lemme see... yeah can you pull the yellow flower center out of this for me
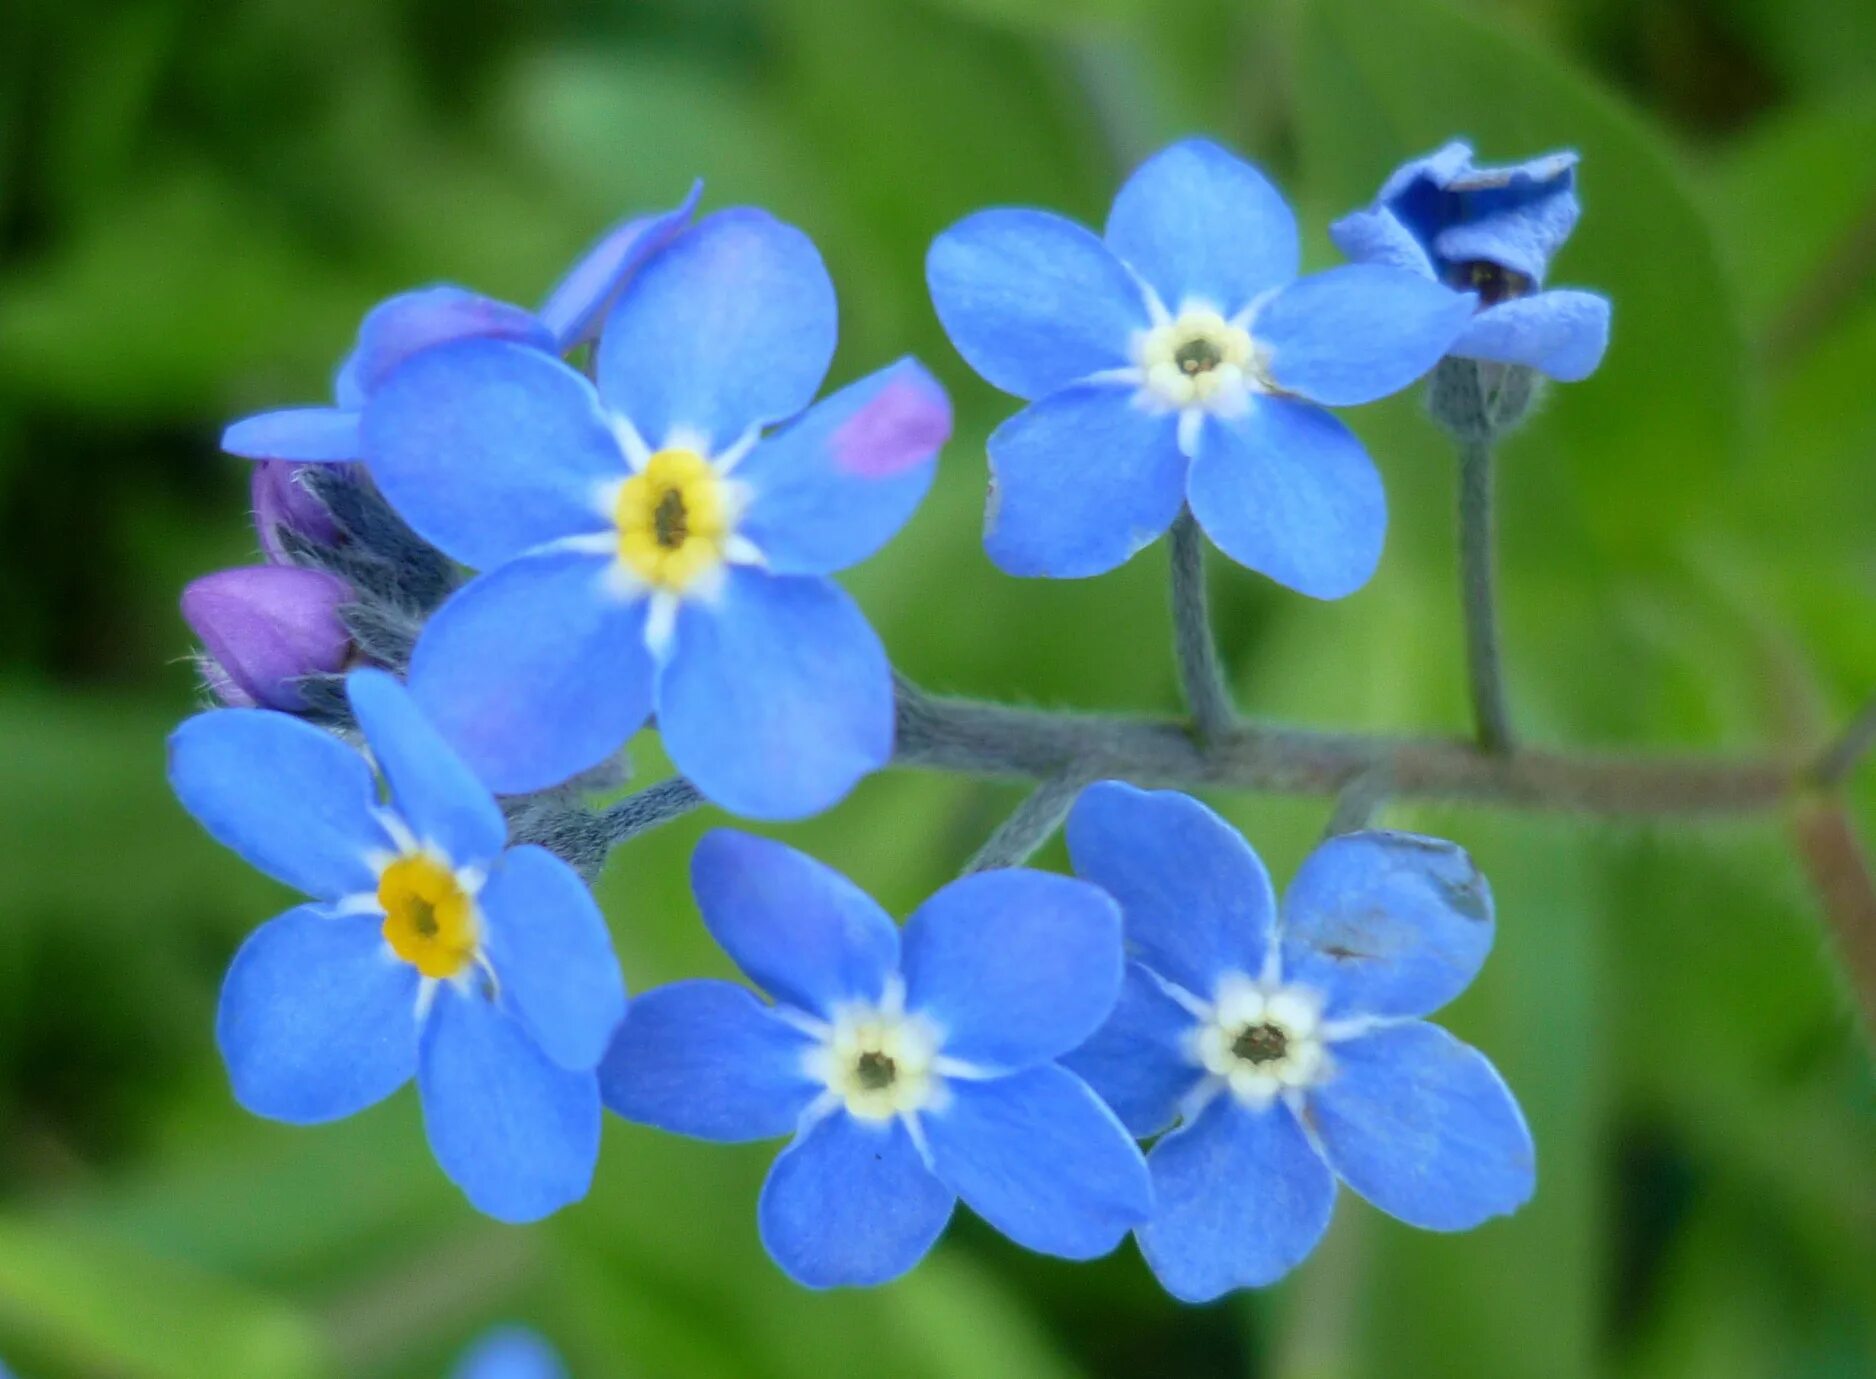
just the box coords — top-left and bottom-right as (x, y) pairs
(378, 853), (478, 979)
(615, 448), (730, 591)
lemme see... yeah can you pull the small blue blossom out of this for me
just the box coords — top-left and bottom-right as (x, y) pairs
(167, 668), (627, 1223)
(359, 209), (953, 818)
(600, 830), (1152, 1289)
(451, 1327), (569, 1379)
(221, 185), (702, 463)
(1331, 142), (1610, 382)
(1060, 782), (1533, 1302)
(927, 137), (1476, 598)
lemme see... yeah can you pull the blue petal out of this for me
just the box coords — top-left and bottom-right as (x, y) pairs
(758, 1112), (954, 1288)
(1454, 290), (1610, 382)
(451, 1327), (569, 1379)
(983, 385), (1184, 578)
(660, 569), (891, 820)
(336, 287), (553, 407)
(1137, 1097), (1335, 1301)
(1060, 962), (1201, 1138)
(1327, 205), (1437, 279)
(734, 358), (949, 576)
(345, 668), (505, 866)
(599, 979), (817, 1141)
(1309, 1020), (1534, 1231)
(922, 1065), (1151, 1260)
(1104, 139), (1298, 313)
(538, 181), (704, 350)
(360, 339), (623, 570)
(689, 830), (900, 1019)
(597, 209), (835, 454)
(406, 552), (655, 796)
(1065, 782), (1276, 999)
(901, 870), (1122, 1070)
(418, 990), (602, 1223)
(1186, 397), (1384, 601)
(1279, 831), (1494, 1021)
(926, 209), (1146, 401)
(169, 709), (389, 900)
(480, 844), (626, 1071)
(216, 906), (418, 1123)
(221, 407), (362, 463)
(1256, 264), (1474, 406)
(1431, 157), (1580, 286)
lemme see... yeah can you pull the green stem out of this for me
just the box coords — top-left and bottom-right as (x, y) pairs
(1457, 435), (1514, 753)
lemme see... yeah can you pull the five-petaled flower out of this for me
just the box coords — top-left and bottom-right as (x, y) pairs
(927, 137), (1476, 599)
(451, 1327), (569, 1379)
(1059, 782), (1534, 1302)
(599, 831), (1152, 1288)
(359, 208), (953, 819)
(220, 185), (703, 464)
(1331, 142), (1610, 383)
(168, 668), (627, 1223)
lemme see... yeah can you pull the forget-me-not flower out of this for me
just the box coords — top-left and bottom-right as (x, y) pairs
(1060, 782), (1533, 1302)
(451, 1327), (568, 1379)
(168, 668), (627, 1223)
(927, 138), (1475, 599)
(600, 830), (1152, 1288)
(221, 186), (702, 463)
(360, 208), (953, 818)
(1331, 142), (1609, 382)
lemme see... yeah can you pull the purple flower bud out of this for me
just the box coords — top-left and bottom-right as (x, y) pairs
(182, 566), (354, 710)
(252, 461), (343, 563)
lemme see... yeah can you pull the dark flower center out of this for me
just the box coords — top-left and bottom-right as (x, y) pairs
(1232, 1022), (1288, 1065)
(1454, 260), (1532, 308)
(653, 488), (690, 549)
(1174, 337), (1223, 376)
(855, 1050), (898, 1090)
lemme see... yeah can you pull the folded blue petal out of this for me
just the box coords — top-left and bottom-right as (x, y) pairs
(758, 1112), (954, 1288)
(901, 870), (1122, 1069)
(169, 709), (388, 900)
(216, 906), (418, 1123)
(346, 668), (506, 867)
(1454, 290), (1610, 382)
(927, 209), (1146, 401)
(1187, 397), (1385, 600)
(538, 180), (703, 350)
(1060, 962), (1201, 1138)
(689, 830), (900, 1019)
(1257, 264), (1474, 406)
(983, 385), (1185, 578)
(1280, 831), (1494, 1020)
(221, 407), (363, 463)
(1326, 206), (1435, 279)
(336, 287), (553, 407)
(600, 979), (817, 1142)
(660, 569), (892, 820)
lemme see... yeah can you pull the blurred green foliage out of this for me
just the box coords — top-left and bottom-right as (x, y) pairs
(2, 0), (1875, 1374)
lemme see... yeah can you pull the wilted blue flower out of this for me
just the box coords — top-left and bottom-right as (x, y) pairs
(168, 668), (626, 1223)
(1331, 142), (1610, 382)
(927, 138), (1474, 598)
(221, 186), (702, 464)
(600, 831), (1151, 1288)
(451, 1327), (568, 1379)
(361, 209), (952, 818)
(182, 565), (354, 709)
(1061, 782), (1533, 1302)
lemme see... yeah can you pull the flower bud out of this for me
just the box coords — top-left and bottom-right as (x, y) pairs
(251, 461), (342, 563)
(182, 566), (354, 710)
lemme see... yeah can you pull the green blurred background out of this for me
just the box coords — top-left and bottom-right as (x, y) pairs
(4, 0), (1876, 1374)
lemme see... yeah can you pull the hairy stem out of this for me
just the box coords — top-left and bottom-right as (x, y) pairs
(1168, 508), (1237, 744)
(963, 772), (1091, 873)
(1457, 436), (1514, 754)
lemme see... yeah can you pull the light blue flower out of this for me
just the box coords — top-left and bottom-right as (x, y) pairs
(1330, 142), (1610, 382)
(167, 668), (626, 1223)
(360, 209), (952, 818)
(926, 137), (1474, 598)
(599, 830), (1152, 1288)
(1061, 782), (1533, 1302)
(451, 1327), (568, 1379)
(221, 185), (702, 463)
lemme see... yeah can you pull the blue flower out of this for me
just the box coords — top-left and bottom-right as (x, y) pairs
(1060, 782), (1533, 1302)
(451, 1327), (568, 1379)
(221, 185), (702, 463)
(599, 831), (1152, 1288)
(167, 668), (627, 1223)
(1330, 142), (1610, 382)
(926, 138), (1475, 598)
(360, 209), (953, 818)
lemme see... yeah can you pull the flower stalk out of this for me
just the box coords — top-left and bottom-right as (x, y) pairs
(1456, 434), (1514, 755)
(1168, 507), (1238, 744)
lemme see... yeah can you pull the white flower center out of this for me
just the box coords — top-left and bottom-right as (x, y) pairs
(1191, 973), (1327, 1107)
(804, 998), (941, 1122)
(1136, 305), (1268, 412)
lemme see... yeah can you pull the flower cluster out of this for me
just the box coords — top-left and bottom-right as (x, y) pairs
(172, 136), (1602, 1292)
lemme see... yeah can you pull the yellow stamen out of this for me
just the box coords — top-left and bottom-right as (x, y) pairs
(615, 448), (730, 591)
(378, 854), (477, 979)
